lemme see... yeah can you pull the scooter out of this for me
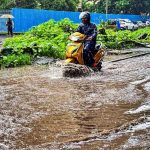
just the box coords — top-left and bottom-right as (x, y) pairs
(65, 32), (105, 69)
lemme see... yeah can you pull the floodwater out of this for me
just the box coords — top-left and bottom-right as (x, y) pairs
(0, 54), (150, 150)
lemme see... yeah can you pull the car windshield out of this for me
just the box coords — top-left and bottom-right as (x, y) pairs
(119, 20), (125, 22)
(119, 19), (132, 23)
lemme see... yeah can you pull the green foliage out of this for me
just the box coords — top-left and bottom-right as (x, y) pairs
(2, 18), (150, 67)
(0, 0), (79, 11)
(0, 0), (149, 14)
(129, 27), (150, 43)
(0, 0), (36, 9)
(82, 0), (150, 15)
(58, 19), (78, 32)
(1, 18), (77, 67)
(35, 0), (79, 11)
(0, 54), (31, 68)
(97, 26), (150, 49)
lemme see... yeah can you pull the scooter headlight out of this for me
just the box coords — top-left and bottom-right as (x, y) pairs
(69, 35), (80, 41)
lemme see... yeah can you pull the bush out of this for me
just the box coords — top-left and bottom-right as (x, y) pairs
(1, 18), (77, 67)
(0, 54), (31, 68)
(3, 19), (77, 59)
(97, 27), (150, 49)
(1, 19), (150, 67)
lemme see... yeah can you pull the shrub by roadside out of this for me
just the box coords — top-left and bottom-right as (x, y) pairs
(1, 18), (150, 68)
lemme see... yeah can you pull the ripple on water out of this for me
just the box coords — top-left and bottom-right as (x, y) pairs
(124, 103), (150, 114)
(144, 81), (150, 91)
(0, 55), (150, 149)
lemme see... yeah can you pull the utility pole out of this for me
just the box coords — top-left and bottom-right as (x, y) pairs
(78, 0), (83, 12)
(106, 0), (108, 20)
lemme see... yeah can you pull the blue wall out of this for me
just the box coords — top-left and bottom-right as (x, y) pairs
(12, 8), (81, 32)
(0, 18), (7, 32)
(0, 8), (150, 32)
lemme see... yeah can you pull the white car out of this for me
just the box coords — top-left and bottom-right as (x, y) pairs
(145, 21), (150, 26)
(119, 19), (138, 30)
(137, 21), (146, 27)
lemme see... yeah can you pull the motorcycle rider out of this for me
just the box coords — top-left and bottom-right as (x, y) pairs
(76, 11), (97, 67)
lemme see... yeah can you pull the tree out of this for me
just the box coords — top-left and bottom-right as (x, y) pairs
(0, 0), (37, 9)
(35, 0), (79, 11)
(129, 0), (150, 14)
(83, 0), (150, 15)
(14, 0), (37, 9)
(0, 0), (15, 9)
(0, 0), (149, 15)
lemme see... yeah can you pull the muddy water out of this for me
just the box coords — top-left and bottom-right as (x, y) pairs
(0, 55), (150, 150)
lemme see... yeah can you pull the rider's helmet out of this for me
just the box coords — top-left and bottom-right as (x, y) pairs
(79, 11), (91, 21)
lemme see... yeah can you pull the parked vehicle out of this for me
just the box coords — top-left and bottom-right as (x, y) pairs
(145, 21), (150, 26)
(132, 22), (139, 29)
(137, 21), (146, 27)
(119, 19), (138, 30)
(63, 32), (105, 77)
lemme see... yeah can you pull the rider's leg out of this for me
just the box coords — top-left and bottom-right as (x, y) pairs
(83, 42), (95, 67)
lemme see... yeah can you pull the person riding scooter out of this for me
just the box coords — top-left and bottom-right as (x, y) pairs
(76, 11), (97, 67)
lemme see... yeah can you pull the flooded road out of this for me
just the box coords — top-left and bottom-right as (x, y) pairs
(0, 53), (150, 149)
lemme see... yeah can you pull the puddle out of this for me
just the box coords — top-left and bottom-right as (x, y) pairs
(0, 55), (150, 149)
